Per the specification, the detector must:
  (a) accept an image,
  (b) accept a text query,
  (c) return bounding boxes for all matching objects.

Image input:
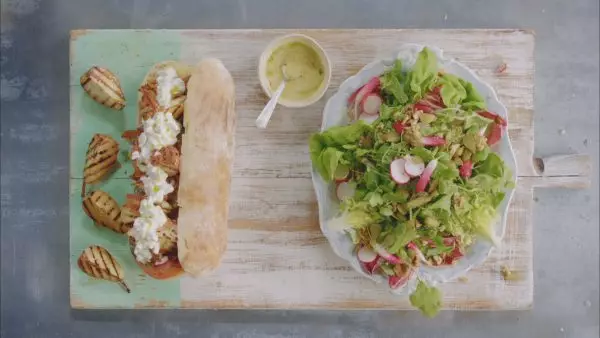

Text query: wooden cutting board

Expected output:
[69,29,590,310]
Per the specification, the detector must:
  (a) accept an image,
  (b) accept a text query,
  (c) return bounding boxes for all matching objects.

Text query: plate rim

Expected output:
[310,43,518,294]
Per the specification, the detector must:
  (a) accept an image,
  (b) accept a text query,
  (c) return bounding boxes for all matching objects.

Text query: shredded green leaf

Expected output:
[410,280,443,318]
[309,46,514,317]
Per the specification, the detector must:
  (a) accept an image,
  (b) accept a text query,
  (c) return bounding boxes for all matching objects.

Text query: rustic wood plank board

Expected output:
[69,29,590,310]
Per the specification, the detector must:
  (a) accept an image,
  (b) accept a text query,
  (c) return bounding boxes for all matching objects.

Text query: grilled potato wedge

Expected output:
[80,66,126,110]
[78,245,130,293]
[83,134,119,195]
[82,190,124,234]
[120,194,142,232]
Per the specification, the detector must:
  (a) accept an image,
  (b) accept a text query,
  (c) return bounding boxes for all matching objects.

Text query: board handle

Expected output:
[530,154,591,189]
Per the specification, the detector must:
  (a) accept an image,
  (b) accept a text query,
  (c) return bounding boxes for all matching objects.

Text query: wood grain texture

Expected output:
[70,29,590,310]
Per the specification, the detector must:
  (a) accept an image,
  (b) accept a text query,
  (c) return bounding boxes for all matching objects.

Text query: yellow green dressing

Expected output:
[266,42,325,101]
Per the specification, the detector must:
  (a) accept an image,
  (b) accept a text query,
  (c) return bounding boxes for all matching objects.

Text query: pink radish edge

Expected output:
[390,158,410,185]
[421,136,446,146]
[361,257,383,274]
[357,246,377,263]
[351,77,381,118]
[404,156,425,177]
[388,268,414,289]
[373,243,402,265]
[459,160,473,178]
[415,159,438,193]
[393,121,406,134]
[360,93,382,116]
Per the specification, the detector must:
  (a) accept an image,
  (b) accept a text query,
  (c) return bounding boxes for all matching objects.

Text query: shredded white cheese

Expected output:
[156,67,185,108]
[141,165,174,204]
[129,67,184,263]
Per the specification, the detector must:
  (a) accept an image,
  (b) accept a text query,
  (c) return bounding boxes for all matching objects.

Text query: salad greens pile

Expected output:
[310,48,514,317]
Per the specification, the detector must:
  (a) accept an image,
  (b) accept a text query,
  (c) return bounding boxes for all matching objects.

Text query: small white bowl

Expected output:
[258,34,332,108]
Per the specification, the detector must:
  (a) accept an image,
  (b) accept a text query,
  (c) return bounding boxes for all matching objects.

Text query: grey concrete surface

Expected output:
[1,0,598,337]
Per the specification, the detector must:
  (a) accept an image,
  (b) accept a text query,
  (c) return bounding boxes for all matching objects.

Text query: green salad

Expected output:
[309,48,514,317]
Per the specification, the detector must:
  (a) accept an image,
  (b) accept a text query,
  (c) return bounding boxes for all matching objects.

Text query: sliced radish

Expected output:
[336,181,356,201]
[357,246,378,263]
[334,164,350,182]
[389,274,410,289]
[388,267,414,289]
[415,159,438,193]
[373,243,402,265]
[422,136,446,146]
[442,246,464,265]
[359,112,379,124]
[486,123,503,146]
[351,77,381,118]
[404,156,425,177]
[361,257,383,275]
[347,88,360,105]
[459,160,473,178]
[477,111,507,127]
[393,121,406,134]
[361,93,382,115]
[390,158,411,185]
[414,103,433,114]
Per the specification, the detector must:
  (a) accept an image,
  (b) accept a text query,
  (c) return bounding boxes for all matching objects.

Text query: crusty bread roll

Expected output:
[177,59,236,277]
[125,59,235,279]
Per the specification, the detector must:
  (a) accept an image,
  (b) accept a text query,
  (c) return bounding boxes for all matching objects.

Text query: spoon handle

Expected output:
[256,81,286,129]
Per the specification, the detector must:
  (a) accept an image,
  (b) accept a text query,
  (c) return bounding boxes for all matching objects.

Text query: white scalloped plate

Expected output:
[310,44,518,295]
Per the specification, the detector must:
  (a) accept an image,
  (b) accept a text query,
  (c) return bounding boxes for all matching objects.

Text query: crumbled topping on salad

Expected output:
[309,47,514,317]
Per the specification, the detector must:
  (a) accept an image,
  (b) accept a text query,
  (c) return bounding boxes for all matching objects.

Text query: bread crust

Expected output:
[177,59,236,277]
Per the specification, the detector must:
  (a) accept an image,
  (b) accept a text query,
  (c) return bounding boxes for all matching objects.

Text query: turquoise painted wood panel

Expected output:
[70,30,183,308]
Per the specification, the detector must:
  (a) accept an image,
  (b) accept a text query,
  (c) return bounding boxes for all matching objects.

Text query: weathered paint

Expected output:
[70,30,182,308]
[69,29,590,310]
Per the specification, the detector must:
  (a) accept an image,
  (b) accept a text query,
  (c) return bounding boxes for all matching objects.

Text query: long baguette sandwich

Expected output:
[121,59,236,279]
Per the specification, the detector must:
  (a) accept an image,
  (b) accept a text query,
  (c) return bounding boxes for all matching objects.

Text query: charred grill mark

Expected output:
[84,134,119,184]
[83,191,124,233]
[78,246,130,293]
[90,67,124,100]
[82,198,93,218]
[84,150,115,169]
[84,155,118,183]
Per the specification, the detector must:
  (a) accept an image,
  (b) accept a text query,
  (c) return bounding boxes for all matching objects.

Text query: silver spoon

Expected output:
[256,65,289,129]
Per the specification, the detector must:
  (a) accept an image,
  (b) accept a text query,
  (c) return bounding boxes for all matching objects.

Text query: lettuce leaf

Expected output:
[406,48,439,101]
[316,147,343,181]
[410,280,442,318]
[459,79,487,111]
[439,73,467,107]
[381,60,410,105]
[387,223,418,253]
[428,194,452,212]
[309,121,372,181]
[475,153,504,178]
[320,120,372,146]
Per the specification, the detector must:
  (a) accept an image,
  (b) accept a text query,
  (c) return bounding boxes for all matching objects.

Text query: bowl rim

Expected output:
[257,33,332,108]
[310,43,518,294]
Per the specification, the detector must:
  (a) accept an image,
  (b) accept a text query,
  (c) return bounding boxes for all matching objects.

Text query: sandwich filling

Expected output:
[129,67,185,264]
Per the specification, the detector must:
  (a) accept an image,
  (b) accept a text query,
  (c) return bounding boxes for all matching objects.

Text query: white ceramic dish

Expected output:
[310,44,518,294]
[258,34,332,108]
